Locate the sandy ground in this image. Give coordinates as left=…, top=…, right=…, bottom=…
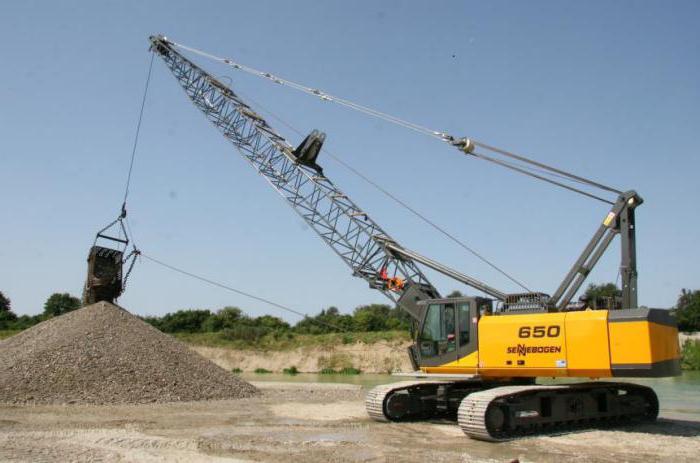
left=1, top=381, right=699, bottom=463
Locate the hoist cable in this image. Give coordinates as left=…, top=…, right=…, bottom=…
left=234, top=89, right=532, bottom=292
left=101, top=52, right=154, bottom=296
left=167, top=39, right=622, bottom=199
left=140, top=253, right=350, bottom=333
left=122, top=51, right=155, bottom=208
left=329, top=154, right=535, bottom=291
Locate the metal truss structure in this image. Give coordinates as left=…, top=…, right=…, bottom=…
left=149, top=35, right=440, bottom=312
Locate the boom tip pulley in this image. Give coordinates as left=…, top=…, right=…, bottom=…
left=449, top=137, right=476, bottom=154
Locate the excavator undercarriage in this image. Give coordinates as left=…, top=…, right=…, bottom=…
left=367, top=379, right=658, bottom=441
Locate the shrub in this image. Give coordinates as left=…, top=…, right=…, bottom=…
left=681, top=340, right=700, bottom=370
left=254, top=368, right=272, bottom=374
left=231, top=367, right=242, bottom=374
left=6, top=314, right=43, bottom=331
left=157, top=309, right=213, bottom=333
left=319, top=366, right=360, bottom=375
left=219, top=325, right=269, bottom=342
left=283, top=366, right=299, bottom=375
left=353, top=305, right=389, bottom=332
left=43, top=293, right=81, bottom=317
left=675, top=289, right=700, bottom=332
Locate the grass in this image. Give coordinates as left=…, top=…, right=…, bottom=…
left=254, top=368, right=272, bottom=374
left=682, top=340, right=700, bottom=370
left=174, top=330, right=409, bottom=351
left=319, top=367, right=361, bottom=375
left=0, top=330, right=20, bottom=340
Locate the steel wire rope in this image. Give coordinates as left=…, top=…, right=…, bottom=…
left=167, top=39, right=622, bottom=198
left=104, top=52, right=155, bottom=294
left=140, top=253, right=351, bottom=333
left=171, top=42, right=439, bottom=140
left=233, top=89, right=533, bottom=293
left=122, top=51, right=155, bottom=209
left=468, top=150, right=614, bottom=205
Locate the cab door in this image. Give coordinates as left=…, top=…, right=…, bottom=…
left=455, top=300, right=480, bottom=360
left=417, top=302, right=459, bottom=366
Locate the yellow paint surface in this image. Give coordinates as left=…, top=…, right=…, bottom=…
left=609, top=320, right=680, bottom=365
left=564, top=310, right=611, bottom=376
left=420, top=310, right=681, bottom=380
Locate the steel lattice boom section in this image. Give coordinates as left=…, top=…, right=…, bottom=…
left=149, top=36, right=439, bottom=307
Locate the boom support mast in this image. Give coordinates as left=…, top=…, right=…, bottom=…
left=549, top=191, right=641, bottom=310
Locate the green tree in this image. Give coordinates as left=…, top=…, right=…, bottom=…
left=0, top=291, right=10, bottom=313
left=253, top=315, right=290, bottom=331
left=447, top=290, right=464, bottom=298
left=158, top=309, right=213, bottom=333
left=353, top=304, right=391, bottom=332
left=674, top=289, right=700, bottom=332
left=583, top=283, right=621, bottom=300
left=681, top=340, right=700, bottom=370
left=0, top=291, right=17, bottom=329
left=202, top=306, right=249, bottom=332
left=9, top=315, right=41, bottom=330
left=43, top=293, right=81, bottom=317
left=218, top=306, right=244, bottom=324
left=142, top=316, right=164, bottom=331
left=386, top=305, right=411, bottom=330
left=294, top=306, right=354, bottom=334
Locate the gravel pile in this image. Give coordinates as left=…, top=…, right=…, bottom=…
left=0, top=302, right=257, bottom=404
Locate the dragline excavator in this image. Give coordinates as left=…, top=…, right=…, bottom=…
left=148, top=35, right=681, bottom=441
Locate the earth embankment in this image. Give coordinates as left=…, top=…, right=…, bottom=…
left=192, top=340, right=413, bottom=373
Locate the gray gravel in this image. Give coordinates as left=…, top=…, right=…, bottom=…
left=0, top=302, right=257, bottom=404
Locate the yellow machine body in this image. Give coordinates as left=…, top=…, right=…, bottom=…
left=422, top=308, right=681, bottom=379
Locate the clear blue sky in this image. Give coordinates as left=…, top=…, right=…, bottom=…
left=1, top=1, right=698, bottom=320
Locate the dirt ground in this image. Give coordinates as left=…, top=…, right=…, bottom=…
left=1, top=381, right=699, bottom=463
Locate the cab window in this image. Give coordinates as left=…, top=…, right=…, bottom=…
left=458, top=302, right=470, bottom=346
left=444, top=304, right=456, bottom=352
left=421, top=304, right=441, bottom=344
left=419, top=303, right=456, bottom=357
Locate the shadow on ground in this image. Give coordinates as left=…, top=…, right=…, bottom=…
left=623, top=418, right=700, bottom=437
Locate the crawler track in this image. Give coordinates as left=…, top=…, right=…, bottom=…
left=366, top=380, right=451, bottom=422
left=458, top=382, right=659, bottom=441
left=367, top=380, right=659, bottom=441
